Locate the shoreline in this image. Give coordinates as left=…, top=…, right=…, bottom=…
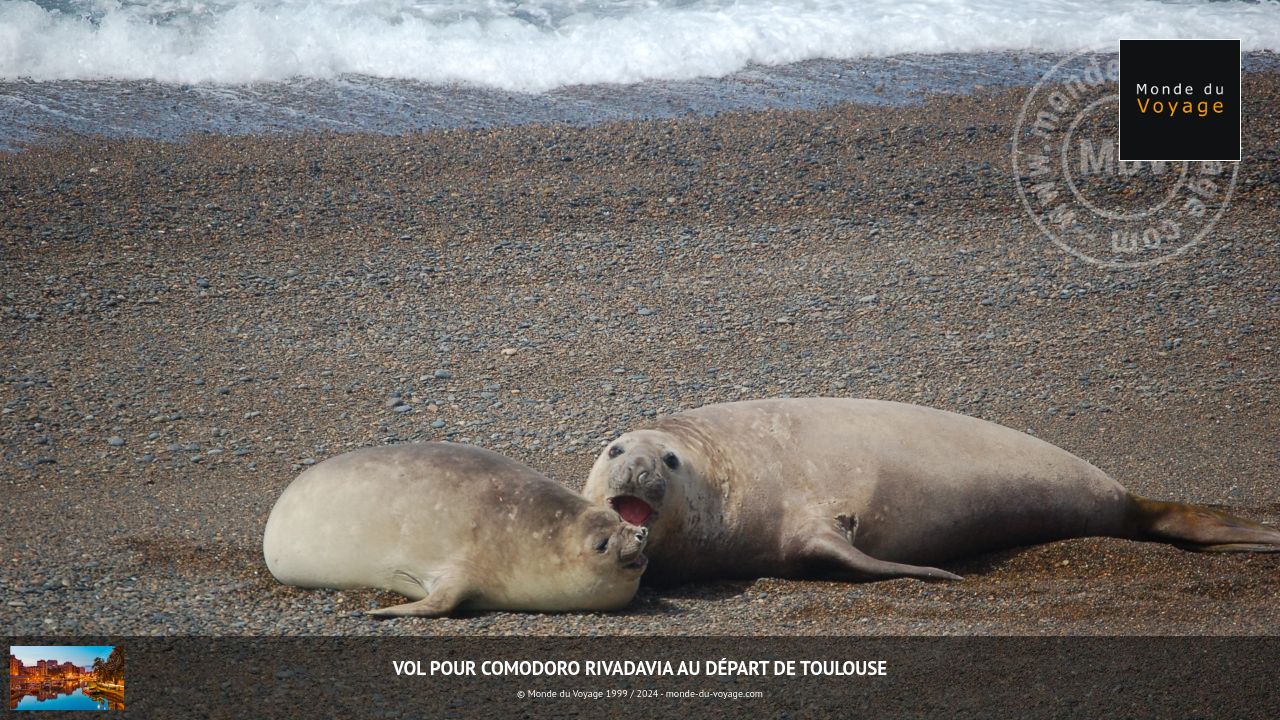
left=2, top=70, right=1278, bottom=636
left=4, top=51, right=1279, bottom=153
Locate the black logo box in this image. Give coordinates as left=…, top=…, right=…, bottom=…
left=1119, top=39, right=1241, bottom=162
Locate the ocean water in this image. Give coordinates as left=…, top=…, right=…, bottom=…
left=2, top=0, right=1279, bottom=88
left=1, top=1, right=1277, bottom=148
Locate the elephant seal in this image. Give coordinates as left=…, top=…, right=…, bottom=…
left=264, top=442, right=649, bottom=617
left=584, top=398, right=1280, bottom=586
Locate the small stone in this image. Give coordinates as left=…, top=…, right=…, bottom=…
left=637, top=307, right=655, bottom=316
left=500, top=348, right=518, bottom=356
left=393, top=405, right=413, bottom=414
left=215, top=386, right=231, bottom=395
left=196, top=277, right=210, bottom=288
left=244, top=411, right=261, bottom=419
left=301, top=458, right=316, bottom=466
left=431, top=419, right=446, bottom=429
left=233, top=448, right=251, bottom=457
left=858, top=294, right=878, bottom=303
left=433, top=369, right=452, bottom=380
left=107, top=436, right=125, bottom=447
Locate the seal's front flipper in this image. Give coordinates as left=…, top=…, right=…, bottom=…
left=1128, top=496, right=1280, bottom=553
left=367, top=576, right=467, bottom=619
left=804, top=531, right=962, bottom=582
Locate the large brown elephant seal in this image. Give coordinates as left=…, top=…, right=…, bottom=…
left=583, top=398, right=1280, bottom=586
left=264, top=442, right=649, bottom=617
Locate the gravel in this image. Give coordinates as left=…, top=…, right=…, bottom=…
left=1, top=75, right=1278, bottom=637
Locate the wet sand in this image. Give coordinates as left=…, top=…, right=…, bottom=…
left=1, top=72, right=1278, bottom=636
left=0, top=53, right=1092, bottom=152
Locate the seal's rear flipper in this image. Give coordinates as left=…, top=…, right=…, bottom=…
left=367, top=578, right=467, bottom=619
left=1128, top=496, right=1280, bottom=553
left=804, top=531, right=962, bottom=582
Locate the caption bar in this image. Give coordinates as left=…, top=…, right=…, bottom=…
left=394, top=659, right=888, bottom=677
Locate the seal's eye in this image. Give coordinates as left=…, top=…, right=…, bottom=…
left=595, top=538, right=610, bottom=554
left=662, top=452, right=680, bottom=470
left=607, top=445, right=623, bottom=459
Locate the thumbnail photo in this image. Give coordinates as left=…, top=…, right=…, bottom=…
left=9, top=646, right=123, bottom=711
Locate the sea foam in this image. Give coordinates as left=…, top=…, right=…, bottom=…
left=1, top=0, right=1278, bottom=89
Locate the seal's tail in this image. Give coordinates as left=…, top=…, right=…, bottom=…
left=1127, top=495, right=1280, bottom=552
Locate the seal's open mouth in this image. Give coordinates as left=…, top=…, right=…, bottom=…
left=610, top=495, right=654, bottom=526
left=623, top=554, right=648, bottom=571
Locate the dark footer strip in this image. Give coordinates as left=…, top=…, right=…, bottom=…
left=6, top=636, right=1276, bottom=718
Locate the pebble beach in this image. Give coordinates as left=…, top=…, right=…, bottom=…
left=2, top=70, right=1279, bottom=637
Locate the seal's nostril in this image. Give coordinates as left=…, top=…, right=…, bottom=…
left=637, top=471, right=649, bottom=482
left=636, top=528, right=648, bottom=542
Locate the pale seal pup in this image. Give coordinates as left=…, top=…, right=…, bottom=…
left=264, top=442, right=649, bottom=617
left=584, top=398, right=1280, bottom=585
